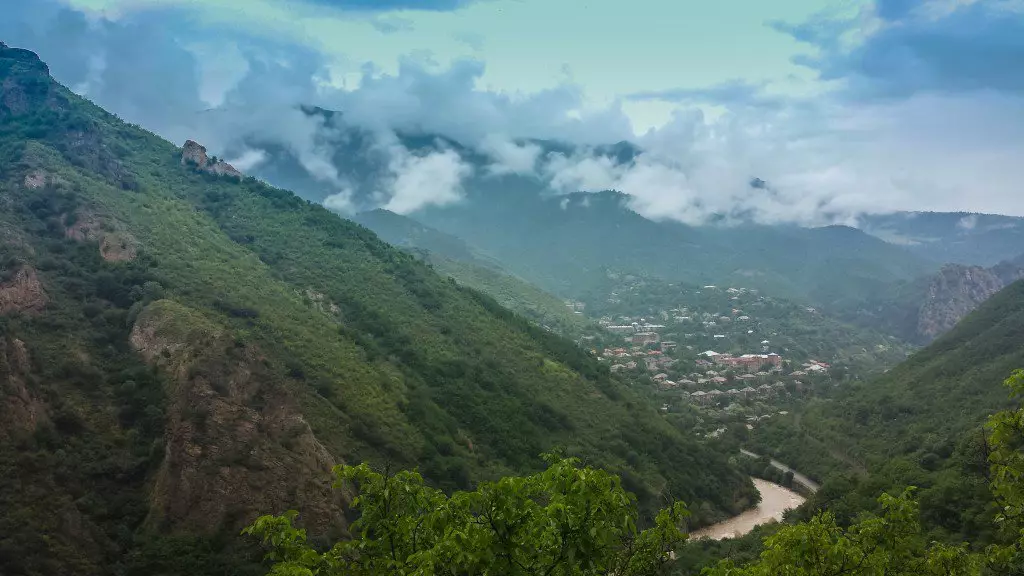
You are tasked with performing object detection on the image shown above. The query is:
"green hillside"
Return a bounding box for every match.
[353,209,593,337]
[0,43,755,574]
[749,279,1024,542]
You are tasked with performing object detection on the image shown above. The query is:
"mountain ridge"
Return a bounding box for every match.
[0,42,755,574]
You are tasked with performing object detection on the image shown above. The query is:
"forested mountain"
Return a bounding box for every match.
[0,42,757,574]
[200,103,938,307]
[352,209,592,336]
[749,278,1024,542]
[411,191,938,306]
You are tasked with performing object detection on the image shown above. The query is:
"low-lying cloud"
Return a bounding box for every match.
[3,0,1024,226]
[379,144,473,214]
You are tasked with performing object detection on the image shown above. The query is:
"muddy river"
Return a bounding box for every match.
[690,478,806,540]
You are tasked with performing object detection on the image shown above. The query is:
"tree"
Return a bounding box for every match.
[246,370,1024,576]
[244,454,689,576]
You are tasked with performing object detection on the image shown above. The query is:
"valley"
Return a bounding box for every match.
[3,1,1024,572]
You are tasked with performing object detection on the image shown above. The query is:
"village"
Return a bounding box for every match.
[569,282,855,422]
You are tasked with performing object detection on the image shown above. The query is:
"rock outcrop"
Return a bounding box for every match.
[23,169,47,189]
[130,300,346,535]
[917,262,1024,341]
[0,265,48,315]
[181,140,243,179]
[64,211,138,262]
[0,336,45,440]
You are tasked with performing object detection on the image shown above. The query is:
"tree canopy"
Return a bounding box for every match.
[247,370,1024,576]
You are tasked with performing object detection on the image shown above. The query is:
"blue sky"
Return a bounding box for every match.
[4,0,1024,221]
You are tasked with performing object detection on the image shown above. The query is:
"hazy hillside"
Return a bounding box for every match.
[352,208,593,336]
[414,190,937,306]
[861,211,1024,266]
[200,105,938,307]
[0,42,755,574]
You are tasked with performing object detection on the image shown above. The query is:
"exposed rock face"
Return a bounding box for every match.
[64,211,138,262]
[0,43,64,118]
[918,265,1003,340]
[0,337,45,440]
[181,139,243,179]
[0,266,48,315]
[23,169,47,189]
[130,300,346,535]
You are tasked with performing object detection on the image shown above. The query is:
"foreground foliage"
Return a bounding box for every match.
[249,371,1024,576]
[245,455,688,576]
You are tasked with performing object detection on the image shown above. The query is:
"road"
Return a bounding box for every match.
[740,449,821,493]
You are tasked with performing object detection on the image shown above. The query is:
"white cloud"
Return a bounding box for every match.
[380,145,473,214]
[188,41,251,108]
[323,187,357,214]
[479,136,542,176]
[226,148,268,171]
[957,214,978,230]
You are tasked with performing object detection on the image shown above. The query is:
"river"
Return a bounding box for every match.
[690,478,806,540]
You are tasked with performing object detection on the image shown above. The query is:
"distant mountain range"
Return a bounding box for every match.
[214,105,1020,312]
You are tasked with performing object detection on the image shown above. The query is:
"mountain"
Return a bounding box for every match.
[0,42,756,574]
[837,255,1024,344]
[860,211,1024,266]
[412,190,938,306]
[749,278,1024,541]
[352,208,593,336]
[200,106,939,307]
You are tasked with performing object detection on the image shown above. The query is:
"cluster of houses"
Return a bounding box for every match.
[699,350,782,370]
[684,381,789,404]
[602,346,678,373]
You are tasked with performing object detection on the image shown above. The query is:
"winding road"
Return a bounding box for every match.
[740,449,820,493]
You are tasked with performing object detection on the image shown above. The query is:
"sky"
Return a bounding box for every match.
[3,0,1024,223]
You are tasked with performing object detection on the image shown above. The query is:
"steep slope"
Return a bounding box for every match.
[352,208,593,336]
[837,256,1024,344]
[0,43,754,574]
[750,279,1024,541]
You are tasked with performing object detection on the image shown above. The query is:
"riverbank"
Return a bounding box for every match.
[690,478,805,540]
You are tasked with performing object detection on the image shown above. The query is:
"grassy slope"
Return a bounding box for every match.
[0,44,754,573]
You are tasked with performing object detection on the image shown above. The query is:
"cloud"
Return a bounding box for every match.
[479,137,542,176]
[627,80,776,107]
[957,214,978,230]
[380,144,473,214]
[326,57,633,145]
[4,0,1024,227]
[226,148,269,171]
[777,0,1024,98]
[323,187,357,214]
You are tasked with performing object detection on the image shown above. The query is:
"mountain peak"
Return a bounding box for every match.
[1,42,56,117]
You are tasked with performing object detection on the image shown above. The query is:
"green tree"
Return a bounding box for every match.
[244,454,688,576]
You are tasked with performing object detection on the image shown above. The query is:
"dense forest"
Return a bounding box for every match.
[0,43,755,574]
[246,370,1024,575]
[747,278,1024,547]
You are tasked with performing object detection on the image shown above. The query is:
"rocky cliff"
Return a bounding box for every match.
[181,139,243,179]
[130,300,347,536]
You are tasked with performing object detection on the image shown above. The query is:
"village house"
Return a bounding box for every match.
[630,332,660,346]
